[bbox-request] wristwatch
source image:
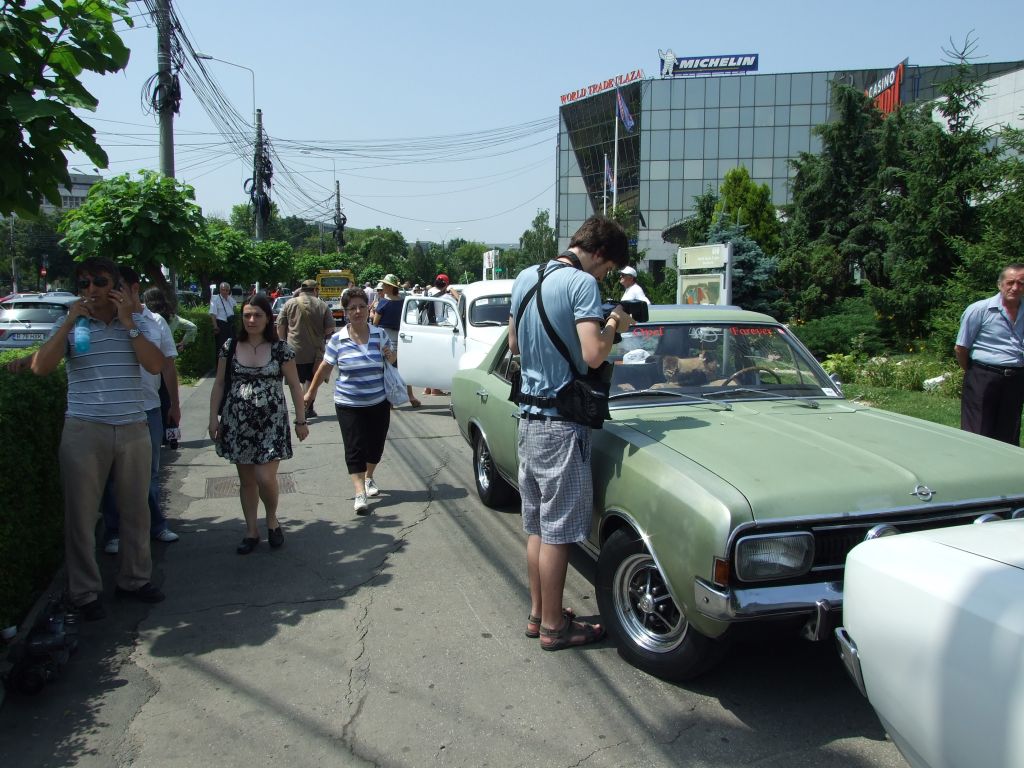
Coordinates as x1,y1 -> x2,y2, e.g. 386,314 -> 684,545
128,327 -> 141,339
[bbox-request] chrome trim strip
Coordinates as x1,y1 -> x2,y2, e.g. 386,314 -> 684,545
835,627 -> 867,697
693,577 -> 843,621
598,510 -> 688,617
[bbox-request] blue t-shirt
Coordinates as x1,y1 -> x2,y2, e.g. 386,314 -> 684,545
510,261 -> 603,416
374,297 -> 403,330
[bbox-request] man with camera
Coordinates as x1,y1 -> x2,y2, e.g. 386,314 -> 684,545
508,215 -> 631,651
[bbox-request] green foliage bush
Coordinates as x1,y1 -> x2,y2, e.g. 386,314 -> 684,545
788,297 -> 885,357
174,306 -> 217,378
0,351 -> 67,628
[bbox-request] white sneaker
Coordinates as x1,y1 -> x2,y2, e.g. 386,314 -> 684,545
104,538 -> 119,555
153,528 -> 179,543
353,493 -> 369,514
365,478 -> 380,497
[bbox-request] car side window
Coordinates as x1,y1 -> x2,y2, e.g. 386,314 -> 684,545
492,344 -> 518,383
404,299 -> 424,326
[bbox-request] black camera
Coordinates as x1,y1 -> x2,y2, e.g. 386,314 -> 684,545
6,599 -> 79,695
601,299 -> 649,325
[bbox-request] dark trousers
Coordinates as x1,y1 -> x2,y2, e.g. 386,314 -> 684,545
961,364 -> 1024,445
335,400 -> 391,473
214,319 -> 235,365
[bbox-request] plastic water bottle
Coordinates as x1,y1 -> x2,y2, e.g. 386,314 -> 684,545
73,317 -> 90,353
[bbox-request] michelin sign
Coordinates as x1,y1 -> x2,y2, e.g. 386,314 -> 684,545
659,49 -> 759,77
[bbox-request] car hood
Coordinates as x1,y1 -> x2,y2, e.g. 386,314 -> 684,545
612,399 -> 1024,522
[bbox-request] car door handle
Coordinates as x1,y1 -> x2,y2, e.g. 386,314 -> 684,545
476,389 -> 488,403
399,332 -> 411,341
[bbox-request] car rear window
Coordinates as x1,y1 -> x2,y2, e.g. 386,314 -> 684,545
0,304 -> 69,323
469,296 -> 511,326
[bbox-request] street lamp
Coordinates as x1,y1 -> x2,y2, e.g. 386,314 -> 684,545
194,52 -> 256,126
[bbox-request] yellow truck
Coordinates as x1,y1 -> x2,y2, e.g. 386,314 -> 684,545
316,268 -> 356,325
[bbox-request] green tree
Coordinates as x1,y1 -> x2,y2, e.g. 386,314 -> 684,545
0,211 -> 73,290
291,250 -> 341,286
663,185 -> 719,246
405,240 -> 434,284
517,209 -> 557,273
713,167 -> 781,256
707,217 -> 779,315
0,0 -> 132,217
58,170 -> 207,292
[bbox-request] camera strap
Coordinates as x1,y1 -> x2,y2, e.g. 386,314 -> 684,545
512,262 -> 580,409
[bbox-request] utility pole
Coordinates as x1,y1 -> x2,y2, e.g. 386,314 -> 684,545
155,0 -> 177,290
254,109 -> 265,241
334,180 -> 343,252
8,215 -> 16,293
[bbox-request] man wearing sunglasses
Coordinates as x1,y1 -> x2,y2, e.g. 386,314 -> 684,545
30,257 -> 168,619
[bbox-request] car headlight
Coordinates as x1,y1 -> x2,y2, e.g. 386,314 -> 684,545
735,533 -> 814,582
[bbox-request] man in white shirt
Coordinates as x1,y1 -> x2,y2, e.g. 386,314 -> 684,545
619,266 -> 651,304
208,282 -> 237,362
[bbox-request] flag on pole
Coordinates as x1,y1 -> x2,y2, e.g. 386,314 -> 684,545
616,89 -> 635,132
605,160 -> 616,191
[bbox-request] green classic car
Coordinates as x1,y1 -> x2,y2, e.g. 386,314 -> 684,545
451,305 -> 1024,681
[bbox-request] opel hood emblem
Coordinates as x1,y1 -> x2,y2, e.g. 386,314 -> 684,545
910,484 -> 935,501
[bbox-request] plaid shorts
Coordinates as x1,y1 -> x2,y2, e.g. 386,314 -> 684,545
517,418 -> 593,544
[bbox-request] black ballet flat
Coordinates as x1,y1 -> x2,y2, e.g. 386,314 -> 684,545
236,536 -> 259,555
268,526 -> 284,549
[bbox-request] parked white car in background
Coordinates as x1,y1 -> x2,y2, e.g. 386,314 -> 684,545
397,279 -> 513,391
837,518 -> 1024,768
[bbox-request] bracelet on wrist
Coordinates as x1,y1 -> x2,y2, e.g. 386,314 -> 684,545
294,420 -> 307,426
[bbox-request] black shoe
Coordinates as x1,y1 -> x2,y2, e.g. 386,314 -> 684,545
236,536 -> 259,555
115,583 -> 165,603
268,526 -> 284,549
77,599 -> 106,621
305,406 -> 317,418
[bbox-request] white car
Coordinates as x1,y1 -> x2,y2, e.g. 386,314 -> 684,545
836,518 -> 1024,768
397,279 -> 513,391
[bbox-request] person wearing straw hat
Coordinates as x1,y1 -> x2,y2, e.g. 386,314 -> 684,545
373,273 -> 420,407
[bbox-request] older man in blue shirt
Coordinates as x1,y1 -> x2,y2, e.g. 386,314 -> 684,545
955,264 -> 1024,445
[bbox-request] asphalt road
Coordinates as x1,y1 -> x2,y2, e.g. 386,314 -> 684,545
0,375 -> 908,768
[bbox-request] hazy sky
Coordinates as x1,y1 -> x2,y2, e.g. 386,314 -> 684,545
70,0 -> 1023,245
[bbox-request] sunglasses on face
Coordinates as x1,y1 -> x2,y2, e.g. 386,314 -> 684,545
78,276 -> 112,289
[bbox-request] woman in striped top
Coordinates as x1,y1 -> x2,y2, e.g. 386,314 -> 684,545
305,287 -> 396,514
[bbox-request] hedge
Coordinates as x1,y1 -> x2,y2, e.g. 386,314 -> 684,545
0,351 -> 67,629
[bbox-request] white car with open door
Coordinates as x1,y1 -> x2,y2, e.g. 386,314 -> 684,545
397,280 -> 513,392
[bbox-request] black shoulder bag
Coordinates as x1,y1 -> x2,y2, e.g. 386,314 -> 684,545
509,262 -> 613,429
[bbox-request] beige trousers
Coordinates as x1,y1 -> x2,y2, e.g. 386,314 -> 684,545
60,417 -> 152,605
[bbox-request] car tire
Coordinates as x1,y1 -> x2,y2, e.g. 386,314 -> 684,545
596,528 -> 722,682
473,431 -> 515,508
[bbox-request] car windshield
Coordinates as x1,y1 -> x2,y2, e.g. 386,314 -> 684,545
607,321 -> 838,403
0,304 -> 69,323
469,295 -> 511,327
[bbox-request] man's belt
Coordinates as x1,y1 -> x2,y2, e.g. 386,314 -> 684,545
972,360 -> 1024,376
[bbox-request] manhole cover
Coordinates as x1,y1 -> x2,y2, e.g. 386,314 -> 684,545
205,473 -> 297,499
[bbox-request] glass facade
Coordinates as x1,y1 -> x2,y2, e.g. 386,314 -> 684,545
556,61 -> 1024,261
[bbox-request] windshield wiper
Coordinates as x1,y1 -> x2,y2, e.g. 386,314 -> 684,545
609,388 -> 732,411
702,387 -> 821,409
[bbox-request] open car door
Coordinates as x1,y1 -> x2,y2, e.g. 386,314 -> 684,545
397,295 -> 465,389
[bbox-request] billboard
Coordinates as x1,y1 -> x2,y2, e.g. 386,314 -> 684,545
659,50 -> 759,77
865,59 -> 907,115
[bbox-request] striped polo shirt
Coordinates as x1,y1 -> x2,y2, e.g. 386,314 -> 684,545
323,325 -> 391,407
63,313 -> 151,425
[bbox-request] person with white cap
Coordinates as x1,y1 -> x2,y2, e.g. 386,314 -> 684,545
619,266 -> 651,304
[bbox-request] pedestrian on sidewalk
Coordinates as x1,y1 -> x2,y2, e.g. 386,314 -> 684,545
304,287 -> 396,516
28,257 -> 168,618
208,294 -> 309,554
100,271 -> 181,555
275,279 -> 334,419
209,282 -> 237,367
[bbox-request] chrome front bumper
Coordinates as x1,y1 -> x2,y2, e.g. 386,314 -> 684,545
693,578 -> 844,641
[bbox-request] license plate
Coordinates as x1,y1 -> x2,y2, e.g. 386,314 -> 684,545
11,332 -> 44,341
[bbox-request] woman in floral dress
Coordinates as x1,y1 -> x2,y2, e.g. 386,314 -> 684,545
208,294 -> 309,553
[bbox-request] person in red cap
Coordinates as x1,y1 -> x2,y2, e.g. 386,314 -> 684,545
424,274 -> 456,395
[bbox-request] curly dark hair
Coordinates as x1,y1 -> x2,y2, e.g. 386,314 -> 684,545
341,286 -> 369,308
568,216 -> 629,268
239,293 -> 278,343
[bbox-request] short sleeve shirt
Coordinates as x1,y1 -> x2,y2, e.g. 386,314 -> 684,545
956,293 -> 1024,367
322,325 -> 393,407
510,261 -> 603,416
277,293 -> 333,364
209,294 -> 236,322
139,308 -> 177,411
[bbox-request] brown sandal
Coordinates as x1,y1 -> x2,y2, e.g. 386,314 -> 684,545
539,616 -> 605,651
525,607 -> 575,638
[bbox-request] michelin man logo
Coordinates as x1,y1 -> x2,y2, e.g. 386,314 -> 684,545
659,49 -> 677,77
